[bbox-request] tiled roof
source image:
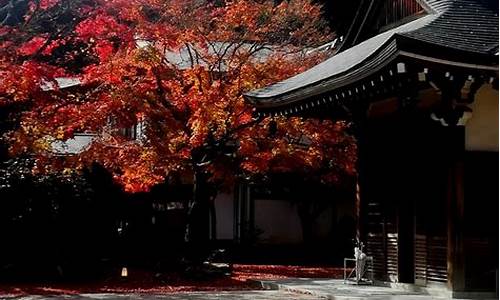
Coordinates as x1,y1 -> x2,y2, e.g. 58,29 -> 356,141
40,77 -> 81,91
403,0 -> 498,54
51,133 -> 95,155
244,0 -> 498,108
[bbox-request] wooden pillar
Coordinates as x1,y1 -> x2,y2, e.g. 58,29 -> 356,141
446,126 -> 466,292
355,147 -> 365,241
434,72 -> 482,292
396,67 -> 419,283
353,102 -> 369,242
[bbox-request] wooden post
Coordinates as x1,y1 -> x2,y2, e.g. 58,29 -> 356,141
396,71 -> 419,283
353,103 -> 369,242
355,176 -> 363,241
447,126 -> 466,292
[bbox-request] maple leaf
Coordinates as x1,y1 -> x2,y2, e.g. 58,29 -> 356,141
94,40 -> 115,61
40,0 -> 60,10
18,36 -> 47,56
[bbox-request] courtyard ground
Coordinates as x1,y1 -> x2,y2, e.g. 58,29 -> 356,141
0,264 -> 341,297
4,284 -> 491,299
2,265 -> 493,299
2,291 -> 325,299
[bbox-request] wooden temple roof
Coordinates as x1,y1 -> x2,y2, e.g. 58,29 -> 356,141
244,0 -> 498,114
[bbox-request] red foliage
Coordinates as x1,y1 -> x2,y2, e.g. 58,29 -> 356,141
39,0 -> 60,10
0,0 -> 356,192
17,36 -> 47,56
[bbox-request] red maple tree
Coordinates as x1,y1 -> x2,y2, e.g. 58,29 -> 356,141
0,0 -> 356,243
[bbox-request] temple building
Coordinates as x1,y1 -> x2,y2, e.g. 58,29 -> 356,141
245,0 -> 498,297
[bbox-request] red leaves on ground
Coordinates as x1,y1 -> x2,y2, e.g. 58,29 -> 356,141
0,264 -> 343,296
232,264 -> 344,281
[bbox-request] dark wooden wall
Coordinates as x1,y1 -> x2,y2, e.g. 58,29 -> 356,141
361,113 -> 449,284
463,151 -> 498,291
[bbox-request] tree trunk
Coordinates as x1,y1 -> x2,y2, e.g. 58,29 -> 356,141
209,196 -> 217,241
299,214 -> 315,243
183,169 -> 212,263
297,201 -> 326,244
297,203 -> 315,244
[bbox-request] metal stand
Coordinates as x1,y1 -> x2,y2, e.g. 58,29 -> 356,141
343,256 -> 374,285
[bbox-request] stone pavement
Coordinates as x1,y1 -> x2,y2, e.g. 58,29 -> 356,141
253,278 -> 499,300
3,279 -> 497,299
2,291 -> 322,300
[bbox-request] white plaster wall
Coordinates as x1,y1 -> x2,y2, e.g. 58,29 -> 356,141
466,84 -> 499,152
253,199 -> 337,244
215,190 -> 353,243
335,195 -> 356,223
314,206 -> 335,238
254,199 -> 303,244
215,192 -> 234,240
